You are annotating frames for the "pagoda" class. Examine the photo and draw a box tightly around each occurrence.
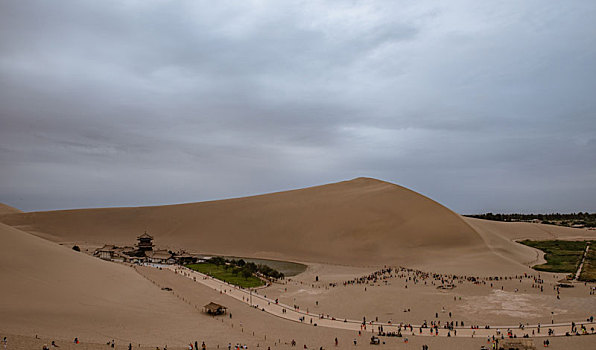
[136,231,154,253]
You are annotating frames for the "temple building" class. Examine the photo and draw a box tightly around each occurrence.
[149,249,175,264]
[136,232,154,253]
[92,231,199,265]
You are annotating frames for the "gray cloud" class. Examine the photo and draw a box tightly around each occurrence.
[1,0,595,213]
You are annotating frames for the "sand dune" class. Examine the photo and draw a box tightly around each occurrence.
[0,202,22,215]
[0,222,214,345]
[2,179,595,349]
[2,178,591,273]
[1,178,490,268]
[0,222,351,348]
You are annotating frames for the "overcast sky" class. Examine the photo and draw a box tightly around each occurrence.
[1,0,595,214]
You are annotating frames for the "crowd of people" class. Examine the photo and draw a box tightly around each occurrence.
[336,266,550,292]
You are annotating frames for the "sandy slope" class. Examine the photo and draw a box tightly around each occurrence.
[0,178,502,271]
[0,222,236,345]
[0,202,22,215]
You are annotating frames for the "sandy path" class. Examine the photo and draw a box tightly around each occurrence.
[161,265,596,339]
[575,242,591,281]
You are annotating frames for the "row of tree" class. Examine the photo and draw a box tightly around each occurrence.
[210,256,285,280]
[465,212,596,227]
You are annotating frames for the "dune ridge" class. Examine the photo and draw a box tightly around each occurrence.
[0,178,488,267]
[0,202,22,215]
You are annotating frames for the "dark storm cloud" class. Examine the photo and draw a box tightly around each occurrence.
[1,0,595,213]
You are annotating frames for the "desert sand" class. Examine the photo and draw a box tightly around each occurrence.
[0,203,22,215]
[1,178,595,349]
[4,177,586,274]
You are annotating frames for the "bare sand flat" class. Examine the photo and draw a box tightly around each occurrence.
[5,331,595,350]
[264,262,596,327]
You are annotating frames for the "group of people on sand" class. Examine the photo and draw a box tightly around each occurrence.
[40,340,61,349]
[188,340,206,349]
[337,266,558,295]
[340,267,395,286]
[36,338,142,350]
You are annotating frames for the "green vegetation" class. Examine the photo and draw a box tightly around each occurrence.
[579,246,596,282]
[186,263,264,288]
[466,212,596,227]
[227,258,286,280]
[227,257,307,277]
[186,255,288,288]
[519,240,593,279]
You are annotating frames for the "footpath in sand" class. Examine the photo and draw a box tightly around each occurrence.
[152,265,596,339]
[575,242,591,281]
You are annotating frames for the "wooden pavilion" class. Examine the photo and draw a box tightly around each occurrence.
[203,302,227,315]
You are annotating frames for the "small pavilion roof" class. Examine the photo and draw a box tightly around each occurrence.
[203,302,227,313]
[137,231,153,239]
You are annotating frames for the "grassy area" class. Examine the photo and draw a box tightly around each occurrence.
[579,245,596,282]
[519,240,589,274]
[186,263,265,288]
[226,257,307,277]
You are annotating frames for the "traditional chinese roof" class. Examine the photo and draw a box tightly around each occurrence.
[149,249,172,260]
[97,244,117,252]
[137,231,153,239]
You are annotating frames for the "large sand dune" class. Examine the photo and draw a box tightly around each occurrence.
[0,178,487,267]
[2,178,592,273]
[2,179,595,349]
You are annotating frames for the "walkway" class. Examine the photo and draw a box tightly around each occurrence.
[574,242,591,281]
[162,265,596,339]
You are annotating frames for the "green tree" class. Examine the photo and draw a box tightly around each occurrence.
[241,269,252,280]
